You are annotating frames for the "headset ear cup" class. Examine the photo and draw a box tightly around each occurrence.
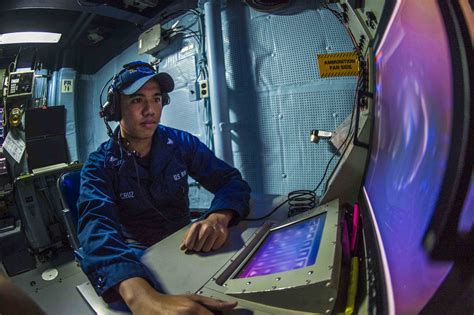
[101,87,121,122]
[102,88,114,121]
[162,93,170,106]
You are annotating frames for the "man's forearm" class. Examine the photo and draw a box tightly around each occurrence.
[116,277,157,307]
[207,209,235,226]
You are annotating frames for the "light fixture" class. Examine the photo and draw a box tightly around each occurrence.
[0,32,62,44]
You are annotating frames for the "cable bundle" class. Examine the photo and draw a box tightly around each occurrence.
[287,190,318,217]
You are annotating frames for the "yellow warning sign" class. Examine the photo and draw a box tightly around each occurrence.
[317,52,360,77]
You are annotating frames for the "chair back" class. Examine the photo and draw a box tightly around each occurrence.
[57,169,82,227]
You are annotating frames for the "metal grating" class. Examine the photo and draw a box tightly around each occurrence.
[279,90,355,195]
[160,89,201,136]
[157,38,204,140]
[256,94,286,193]
[222,2,358,195]
[76,2,359,201]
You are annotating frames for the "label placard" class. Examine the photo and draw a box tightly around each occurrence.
[61,79,74,93]
[317,52,360,77]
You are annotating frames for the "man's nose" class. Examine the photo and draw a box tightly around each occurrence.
[142,100,154,115]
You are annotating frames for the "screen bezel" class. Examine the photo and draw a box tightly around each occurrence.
[235,212,327,279]
[223,199,341,294]
[422,0,474,261]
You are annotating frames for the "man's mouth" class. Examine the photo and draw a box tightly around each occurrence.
[141,120,156,128]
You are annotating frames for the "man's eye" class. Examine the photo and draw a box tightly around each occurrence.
[131,98,141,104]
[155,96,162,102]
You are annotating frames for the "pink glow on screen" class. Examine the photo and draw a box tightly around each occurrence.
[365,1,454,313]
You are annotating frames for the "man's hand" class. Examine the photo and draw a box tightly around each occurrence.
[119,277,237,315]
[180,210,235,252]
[133,292,237,315]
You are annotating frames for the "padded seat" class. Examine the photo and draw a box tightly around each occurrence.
[57,169,82,255]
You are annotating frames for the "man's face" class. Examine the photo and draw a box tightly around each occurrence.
[119,79,163,141]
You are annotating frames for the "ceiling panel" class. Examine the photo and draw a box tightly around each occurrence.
[0,0,191,73]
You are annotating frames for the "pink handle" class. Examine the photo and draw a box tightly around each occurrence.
[351,203,359,253]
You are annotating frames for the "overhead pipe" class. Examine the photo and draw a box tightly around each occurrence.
[70,13,96,46]
[61,12,90,47]
[48,70,58,106]
[0,0,148,25]
[203,0,233,165]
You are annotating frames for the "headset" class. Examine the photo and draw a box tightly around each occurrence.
[100,61,171,122]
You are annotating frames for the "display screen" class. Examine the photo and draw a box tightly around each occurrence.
[364,1,454,313]
[237,213,326,278]
[26,106,66,139]
[26,135,69,170]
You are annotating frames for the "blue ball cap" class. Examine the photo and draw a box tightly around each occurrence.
[114,61,174,95]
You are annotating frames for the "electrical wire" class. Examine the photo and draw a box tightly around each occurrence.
[243,77,360,221]
[158,9,201,25]
[161,10,203,47]
[177,10,212,148]
[320,1,368,188]
[287,190,318,217]
[322,89,364,193]
[322,2,345,24]
[167,9,209,150]
[96,64,184,224]
[171,12,201,33]
[322,1,363,59]
[160,9,212,149]
[244,88,359,221]
[165,30,201,45]
[130,151,174,223]
[243,3,366,221]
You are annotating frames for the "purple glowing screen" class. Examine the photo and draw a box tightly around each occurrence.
[237,213,326,279]
[364,1,454,313]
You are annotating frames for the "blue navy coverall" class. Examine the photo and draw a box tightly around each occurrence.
[77,125,251,302]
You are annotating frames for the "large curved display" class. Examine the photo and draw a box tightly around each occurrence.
[363,1,454,313]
